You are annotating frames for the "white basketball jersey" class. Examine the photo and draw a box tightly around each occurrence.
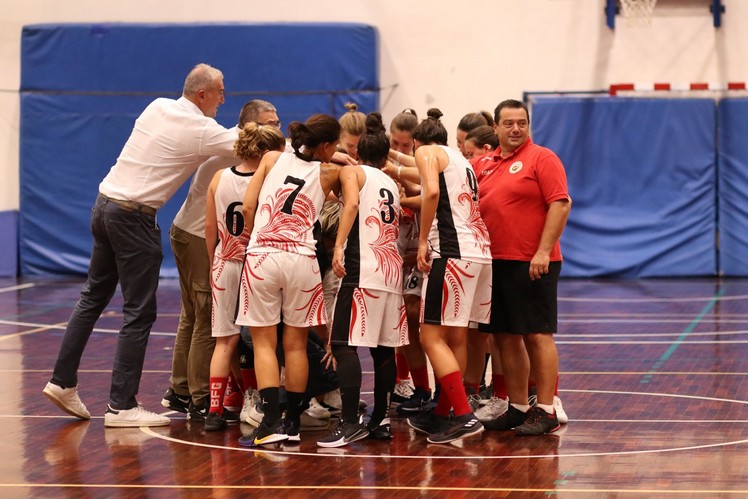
[247,153,326,256]
[341,166,403,292]
[426,146,491,263]
[214,167,254,262]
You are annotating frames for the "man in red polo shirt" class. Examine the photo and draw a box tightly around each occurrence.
[473,99,571,435]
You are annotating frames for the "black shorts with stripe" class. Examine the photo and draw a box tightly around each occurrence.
[478,259,561,335]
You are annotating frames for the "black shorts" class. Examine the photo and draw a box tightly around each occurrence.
[478,259,561,335]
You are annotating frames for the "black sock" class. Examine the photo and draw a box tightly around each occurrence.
[285,391,305,424]
[369,346,395,427]
[332,344,362,424]
[259,387,280,425]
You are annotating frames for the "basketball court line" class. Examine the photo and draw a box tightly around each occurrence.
[559,293,748,303]
[126,388,748,461]
[140,426,748,461]
[2,484,746,495]
[0,322,68,341]
[641,289,724,382]
[6,318,748,344]
[561,331,748,338]
[0,283,35,293]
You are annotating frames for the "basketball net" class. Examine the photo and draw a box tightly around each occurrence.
[619,0,657,27]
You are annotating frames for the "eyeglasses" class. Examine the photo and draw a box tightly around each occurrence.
[259,120,282,129]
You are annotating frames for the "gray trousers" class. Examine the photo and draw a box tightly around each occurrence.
[51,194,162,410]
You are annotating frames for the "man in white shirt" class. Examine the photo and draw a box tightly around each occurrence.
[162,100,281,421]
[42,63,238,428]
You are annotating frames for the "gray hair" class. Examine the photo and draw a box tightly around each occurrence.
[239,100,277,127]
[182,63,223,97]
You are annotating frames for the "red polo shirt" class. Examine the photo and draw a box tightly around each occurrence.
[472,138,569,261]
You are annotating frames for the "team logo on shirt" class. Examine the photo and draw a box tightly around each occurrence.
[509,161,523,174]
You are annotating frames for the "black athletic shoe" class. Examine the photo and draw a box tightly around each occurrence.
[237,427,260,448]
[396,387,433,415]
[283,419,301,443]
[187,399,208,421]
[161,388,190,413]
[427,413,484,444]
[367,418,392,440]
[253,420,288,446]
[407,409,449,435]
[483,404,529,431]
[223,409,240,424]
[514,406,560,436]
[205,412,228,432]
[317,420,370,448]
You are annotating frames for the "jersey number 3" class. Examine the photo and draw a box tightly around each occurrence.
[379,188,396,224]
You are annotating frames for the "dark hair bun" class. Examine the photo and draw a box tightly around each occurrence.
[426,108,443,121]
[364,112,385,135]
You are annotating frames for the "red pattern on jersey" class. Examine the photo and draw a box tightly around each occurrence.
[254,186,317,252]
[217,218,249,261]
[349,288,378,343]
[395,302,409,345]
[240,253,267,315]
[296,261,327,326]
[442,260,475,321]
[458,190,491,256]
[210,257,228,328]
[365,205,402,289]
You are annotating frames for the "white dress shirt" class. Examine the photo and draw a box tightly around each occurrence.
[99,97,238,209]
[172,147,238,237]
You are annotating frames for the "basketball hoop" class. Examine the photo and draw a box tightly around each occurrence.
[619,0,657,27]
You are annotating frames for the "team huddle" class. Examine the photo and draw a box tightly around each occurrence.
[41,63,571,450]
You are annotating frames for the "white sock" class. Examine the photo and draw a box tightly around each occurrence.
[537,403,555,415]
[510,403,531,412]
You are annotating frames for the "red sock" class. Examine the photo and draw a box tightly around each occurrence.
[434,388,452,417]
[227,374,242,395]
[492,374,507,399]
[411,366,431,391]
[439,371,471,417]
[555,375,559,396]
[242,369,257,391]
[209,377,228,415]
[395,352,410,382]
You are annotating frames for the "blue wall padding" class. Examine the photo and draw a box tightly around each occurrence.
[20,23,379,276]
[718,99,748,276]
[0,211,18,277]
[531,97,717,277]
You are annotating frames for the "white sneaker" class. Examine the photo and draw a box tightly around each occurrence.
[244,390,264,428]
[554,395,568,424]
[475,396,509,422]
[392,379,415,403]
[240,389,264,427]
[43,382,90,420]
[321,389,342,412]
[104,405,171,427]
[306,398,331,419]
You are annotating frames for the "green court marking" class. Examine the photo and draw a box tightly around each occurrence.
[640,287,725,383]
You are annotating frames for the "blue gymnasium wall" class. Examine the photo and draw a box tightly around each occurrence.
[19,23,379,276]
[0,211,18,277]
[531,97,718,277]
[718,99,748,276]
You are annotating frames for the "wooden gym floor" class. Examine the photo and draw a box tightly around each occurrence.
[1,276,748,497]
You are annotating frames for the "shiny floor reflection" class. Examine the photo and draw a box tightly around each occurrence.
[2,277,748,496]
